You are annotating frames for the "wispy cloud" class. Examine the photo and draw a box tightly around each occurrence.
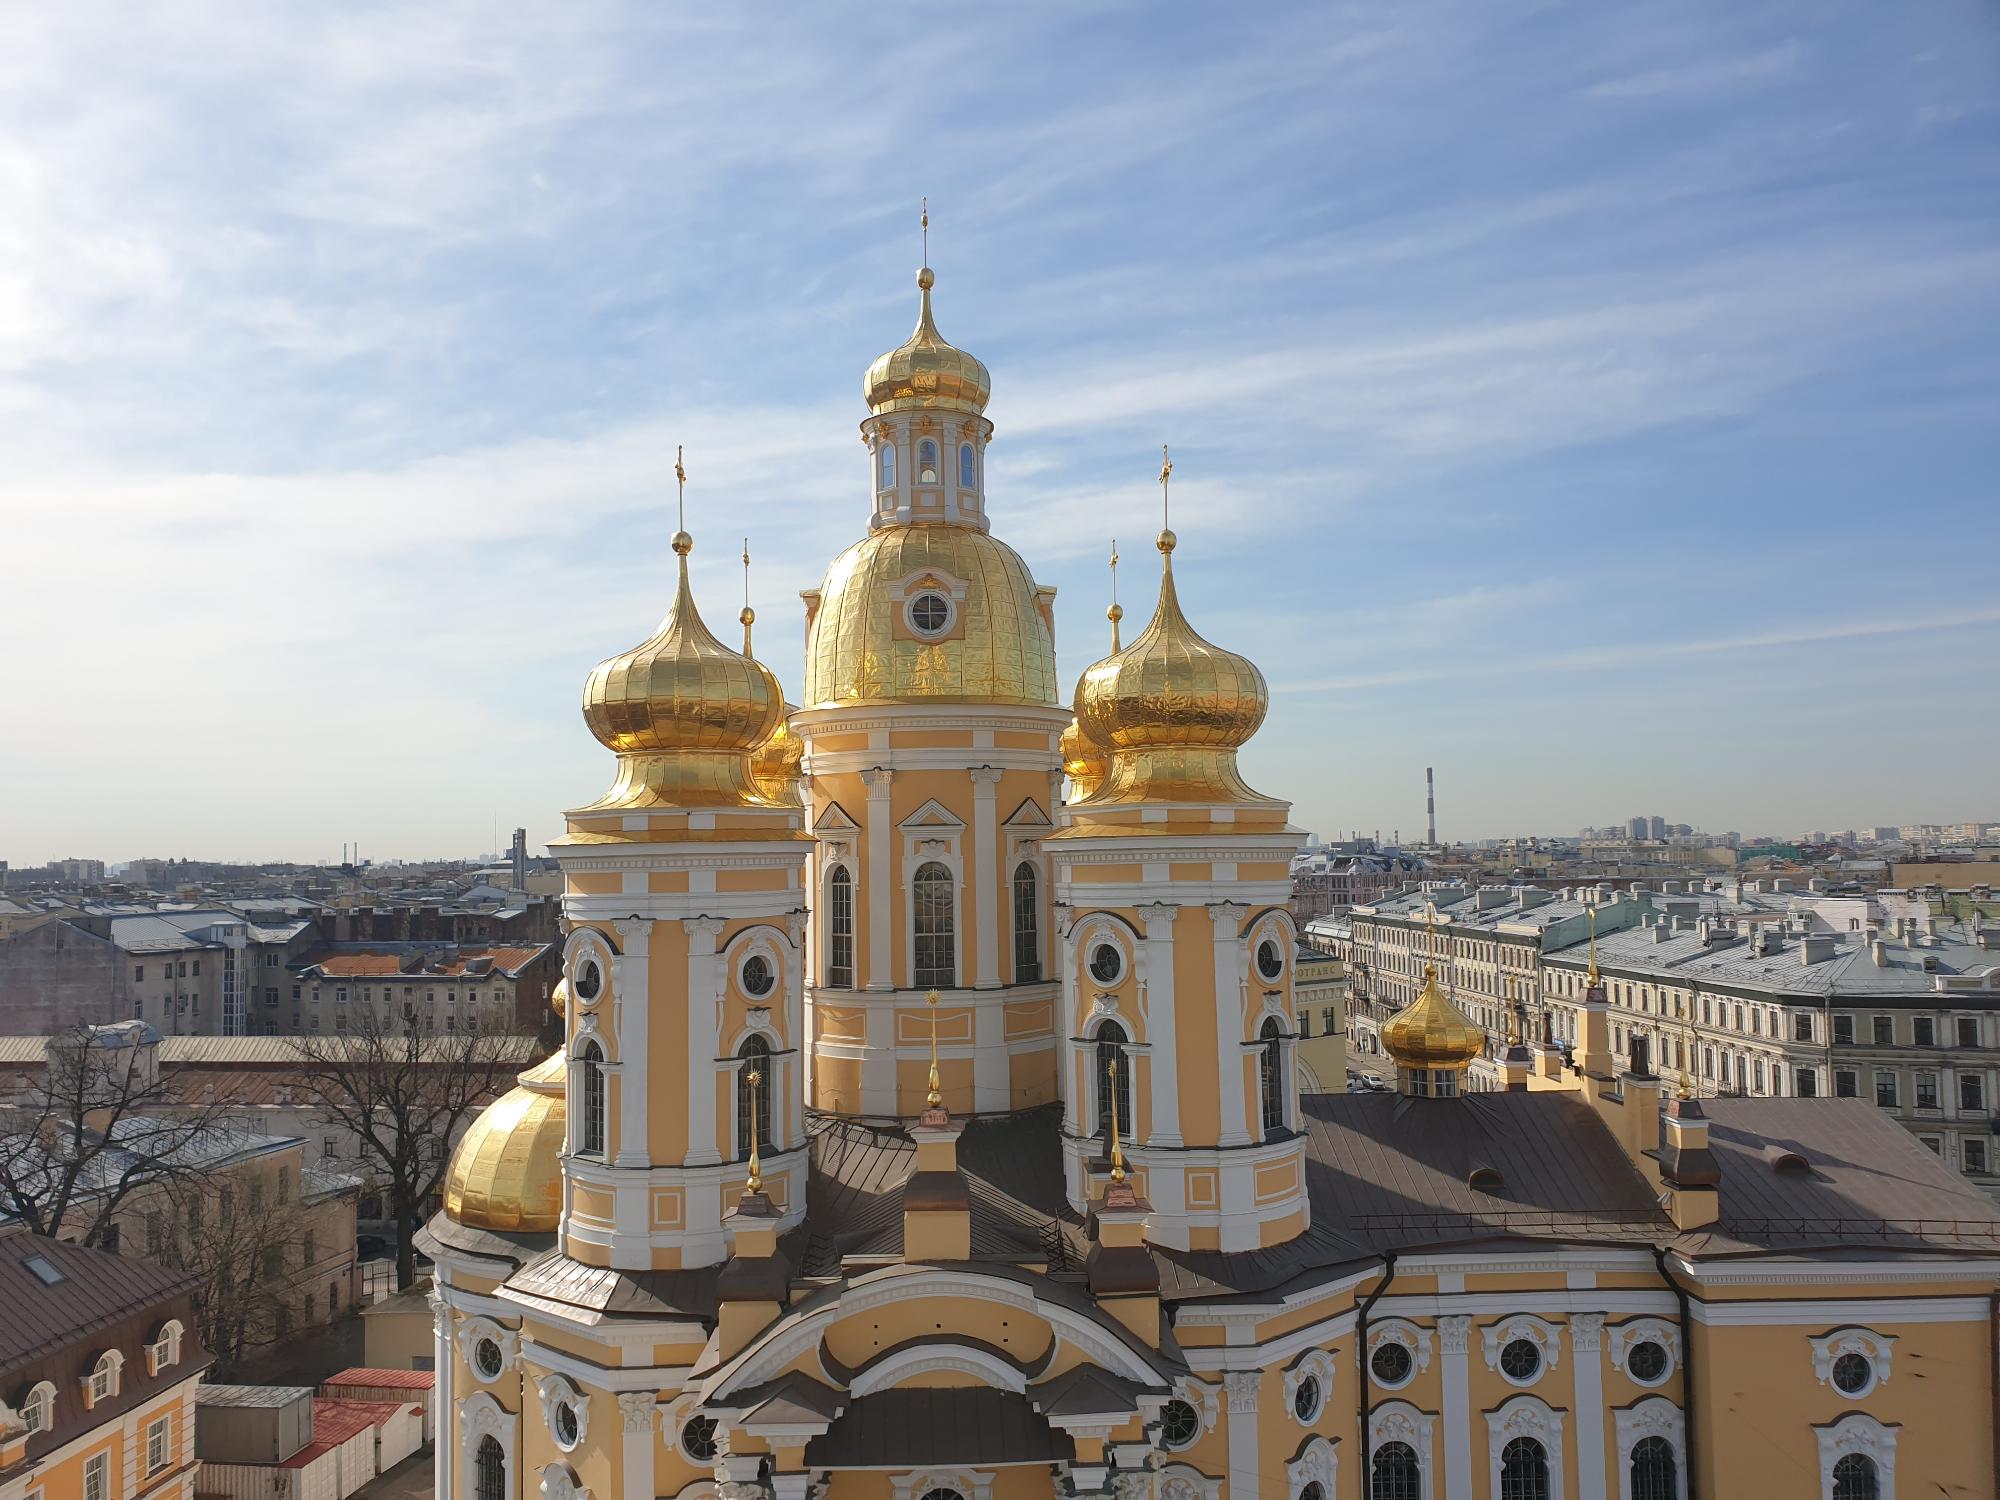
[1583,42,1804,100]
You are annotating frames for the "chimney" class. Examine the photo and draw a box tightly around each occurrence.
[1657,1097,1721,1230]
[1872,939,1889,967]
[902,1099,971,1262]
[1800,935,1838,965]
[716,1190,790,1362]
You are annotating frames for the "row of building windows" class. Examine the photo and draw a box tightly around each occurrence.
[877,440,978,490]
[817,860,1044,990]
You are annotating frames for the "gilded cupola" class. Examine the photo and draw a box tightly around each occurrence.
[580,529,786,809]
[444,978,570,1233]
[1061,718,1106,801]
[1071,528,1275,805]
[863,267,991,418]
[1380,963,1487,1097]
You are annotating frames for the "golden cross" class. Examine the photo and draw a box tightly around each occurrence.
[1158,444,1173,530]
[674,444,688,534]
[925,989,942,1109]
[1108,539,1122,651]
[745,1068,763,1194]
[1107,1056,1126,1185]
[921,197,929,264]
[740,538,755,655]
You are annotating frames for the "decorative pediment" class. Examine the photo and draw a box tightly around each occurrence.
[899,800,966,831]
[815,801,861,832]
[1004,797,1052,829]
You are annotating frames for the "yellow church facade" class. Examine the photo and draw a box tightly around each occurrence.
[422,263,2000,1500]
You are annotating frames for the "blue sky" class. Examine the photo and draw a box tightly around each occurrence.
[1,1,1996,864]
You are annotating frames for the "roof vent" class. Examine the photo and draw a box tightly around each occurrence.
[1766,1148,1812,1175]
[1467,1164,1506,1192]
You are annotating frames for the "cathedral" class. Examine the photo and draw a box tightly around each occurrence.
[423,263,2000,1500]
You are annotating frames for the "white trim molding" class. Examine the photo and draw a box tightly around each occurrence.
[1367,1319,1433,1388]
[537,1373,590,1453]
[1283,1434,1338,1498]
[1486,1395,1566,1500]
[1606,1318,1680,1388]
[539,1463,591,1500]
[1808,1327,1896,1399]
[1481,1313,1563,1386]
[1613,1397,1687,1500]
[1814,1413,1898,1499]
[1367,1402,1436,1496]
[890,1468,991,1500]
[460,1392,519,1500]
[456,1316,521,1385]
[1282,1350,1336,1426]
[852,1343,1026,1398]
[1154,1463,1224,1500]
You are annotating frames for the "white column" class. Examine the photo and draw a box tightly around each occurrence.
[429,1292,454,1500]
[618,1394,655,1500]
[862,768,894,991]
[1210,903,1251,1146]
[1138,903,1182,1147]
[612,918,652,1168]
[1440,1315,1473,1500]
[685,917,726,1167]
[1054,903,1078,1130]
[1572,1313,1606,1499]
[970,767,1003,990]
[1223,1372,1261,1500]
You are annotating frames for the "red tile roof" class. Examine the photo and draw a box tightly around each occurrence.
[322,1368,434,1390]
[279,1400,403,1467]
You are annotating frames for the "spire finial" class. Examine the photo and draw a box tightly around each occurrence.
[925,988,943,1110]
[1107,539,1123,651]
[745,1068,764,1194]
[740,537,755,654]
[1422,898,1440,984]
[672,444,691,554]
[1586,904,1601,985]
[1679,986,1696,1100]
[1158,444,1173,541]
[1107,1056,1127,1184]
[921,197,929,265]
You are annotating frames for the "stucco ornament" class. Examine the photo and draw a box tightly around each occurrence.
[1485,1396,1566,1500]
[537,1373,590,1452]
[1814,1413,1899,1496]
[1437,1315,1472,1355]
[1612,1398,1687,1500]
[1480,1313,1564,1381]
[1222,1371,1262,1414]
[1154,1464,1223,1500]
[1367,1403,1436,1496]
[1282,1349,1336,1425]
[1367,1319,1434,1380]
[1283,1435,1338,1496]
[454,1315,520,1383]
[540,1463,592,1500]
[1606,1318,1680,1384]
[890,1469,992,1500]
[1809,1327,1896,1396]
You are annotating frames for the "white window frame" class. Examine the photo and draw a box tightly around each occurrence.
[84,1453,108,1500]
[147,1414,171,1475]
[21,1380,56,1434]
[1613,1396,1687,1500]
[1366,1319,1434,1391]
[1486,1395,1566,1500]
[1283,1434,1338,1498]
[537,1373,589,1453]
[1606,1317,1680,1388]
[1282,1349,1336,1426]
[1367,1401,1436,1497]
[455,1316,521,1385]
[1809,1327,1895,1399]
[1481,1313,1563,1388]
[1814,1412,1898,1500]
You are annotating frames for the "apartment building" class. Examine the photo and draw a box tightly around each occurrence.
[0,1226,209,1500]
[1292,942,1347,1093]
[283,943,554,1037]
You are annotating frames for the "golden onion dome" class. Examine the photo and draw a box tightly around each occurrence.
[864,268,991,418]
[1071,529,1273,804]
[1379,964,1487,1077]
[443,1050,566,1232]
[549,975,569,1023]
[1061,717,1106,800]
[580,531,785,809]
[751,708,805,805]
[804,524,1057,708]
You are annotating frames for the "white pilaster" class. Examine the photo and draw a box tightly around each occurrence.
[1138,902,1182,1146]
[612,918,652,1169]
[429,1291,454,1500]
[618,1394,655,1500]
[970,767,1002,990]
[1572,1313,1606,1500]
[1223,1372,1261,1500]
[862,768,894,990]
[1440,1315,1473,1500]
[1209,902,1251,1146]
[685,917,726,1167]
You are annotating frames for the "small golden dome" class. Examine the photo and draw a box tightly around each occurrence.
[580,532,785,809]
[863,268,991,418]
[751,708,805,805]
[1380,965,1487,1075]
[804,524,1057,708]
[443,1051,565,1232]
[1061,717,1106,800]
[1071,530,1273,804]
[550,976,569,1023]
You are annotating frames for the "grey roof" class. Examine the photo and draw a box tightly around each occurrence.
[804,1389,1074,1469]
[1543,924,2000,1000]
[197,1384,315,1408]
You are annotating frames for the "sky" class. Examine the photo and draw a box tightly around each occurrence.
[1,1,1996,866]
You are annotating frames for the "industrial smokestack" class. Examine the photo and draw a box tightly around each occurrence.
[1426,766,1436,845]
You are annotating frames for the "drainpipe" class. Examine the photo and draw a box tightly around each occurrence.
[1356,1252,1398,1487]
[1654,1246,1700,1500]
[1990,1291,2000,1500]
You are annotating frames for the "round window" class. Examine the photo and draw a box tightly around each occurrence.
[1499,1338,1543,1383]
[1089,943,1124,985]
[1292,1374,1319,1423]
[682,1415,719,1461]
[908,591,952,637]
[741,953,775,998]
[1625,1339,1669,1384]
[553,1400,580,1449]
[1257,939,1284,981]
[1370,1341,1414,1387]
[1831,1351,1873,1396]
[573,958,602,1003]
[472,1337,503,1380]
[1158,1398,1200,1450]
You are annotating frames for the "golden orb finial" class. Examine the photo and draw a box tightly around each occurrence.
[740,537,756,654]
[1107,540,1123,651]
[745,1068,764,1194]
[925,989,943,1110]
[1107,1056,1127,1185]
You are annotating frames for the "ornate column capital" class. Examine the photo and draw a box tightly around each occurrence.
[785,908,809,945]
[612,917,653,953]
[1207,901,1248,935]
[618,1392,657,1433]
[1137,902,1181,936]
[968,765,1005,786]
[1438,1314,1473,1355]
[684,915,727,948]
[1570,1312,1605,1353]
[1221,1370,1261,1412]
[860,767,895,789]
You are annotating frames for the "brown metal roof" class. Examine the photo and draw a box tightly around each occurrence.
[0,1224,202,1368]
[804,1389,1075,1468]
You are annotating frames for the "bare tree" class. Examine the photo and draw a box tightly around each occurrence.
[0,1023,236,1249]
[288,1008,523,1288]
[142,1172,318,1374]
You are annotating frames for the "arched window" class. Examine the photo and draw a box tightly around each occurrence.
[912,862,956,988]
[578,1040,606,1156]
[878,443,896,489]
[1012,862,1041,982]
[737,1034,772,1157]
[918,439,939,483]
[1370,1442,1421,1500]
[825,866,854,988]
[959,443,975,488]
[1095,1022,1130,1143]
[474,1436,505,1500]
[1629,1436,1676,1500]
[1298,1485,1323,1500]
[1260,1016,1286,1135]
[1498,1437,1549,1500]
[1832,1454,1878,1500]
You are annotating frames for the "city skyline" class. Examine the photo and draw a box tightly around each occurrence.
[3,2,1997,862]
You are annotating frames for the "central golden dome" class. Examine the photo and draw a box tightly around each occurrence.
[580,531,786,808]
[1071,530,1273,804]
[863,268,991,418]
[804,525,1057,708]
